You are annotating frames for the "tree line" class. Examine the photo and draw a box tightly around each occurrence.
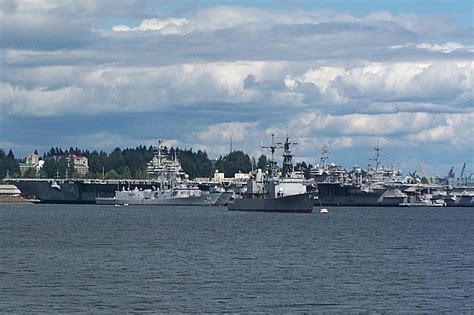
[0,146,277,180]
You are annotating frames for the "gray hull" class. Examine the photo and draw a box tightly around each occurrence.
[96,192,222,206]
[8,179,160,204]
[445,195,474,207]
[214,191,235,206]
[317,183,405,206]
[228,193,314,213]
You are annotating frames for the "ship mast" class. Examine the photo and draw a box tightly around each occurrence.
[156,139,164,167]
[278,134,297,178]
[373,141,381,172]
[262,133,278,179]
[368,141,381,176]
[320,144,329,168]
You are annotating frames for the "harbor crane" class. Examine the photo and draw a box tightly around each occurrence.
[417,162,432,185]
[447,166,455,178]
[460,163,466,178]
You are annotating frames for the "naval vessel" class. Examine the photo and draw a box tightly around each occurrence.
[312,144,408,207]
[228,134,315,213]
[95,140,232,206]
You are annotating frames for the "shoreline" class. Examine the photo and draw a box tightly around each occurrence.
[0,196,30,203]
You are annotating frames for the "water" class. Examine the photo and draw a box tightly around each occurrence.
[1,204,473,312]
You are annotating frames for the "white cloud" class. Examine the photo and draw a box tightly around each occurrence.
[407,112,474,145]
[1,82,87,116]
[2,61,295,116]
[416,42,474,53]
[2,60,472,120]
[288,61,473,106]
[391,41,474,54]
[111,24,131,32]
[112,18,188,34]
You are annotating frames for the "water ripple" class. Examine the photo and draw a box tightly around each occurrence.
[0,204,473,312]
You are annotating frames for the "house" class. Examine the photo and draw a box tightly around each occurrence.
[67,154,89,175]
[19,153,42,176]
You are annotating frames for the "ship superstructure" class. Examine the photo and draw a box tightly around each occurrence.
[146,140,187,183]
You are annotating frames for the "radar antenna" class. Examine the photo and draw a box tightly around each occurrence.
[277,133,298,178]
[320,144,329,168]
[261,133,279,178]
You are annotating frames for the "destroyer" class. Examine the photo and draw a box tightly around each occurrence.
[228,134,314,213]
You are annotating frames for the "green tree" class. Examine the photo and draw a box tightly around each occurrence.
[42,159,60,178]
[7,150,15,159]
[120,166,132,179]
[0,149,20,178]
[105,169,120,179]
[214,151,252,178]
[257,154,267,171]
[67,160,75,178]
[23,167,37,178]
[72,172,85,179]
[37,169,48,178]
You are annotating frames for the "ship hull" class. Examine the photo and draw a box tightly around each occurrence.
[228,193,314,213]
[317,183,406,207]
[96,192,223,206]
[445,195,474,207]
[8,179,161,204]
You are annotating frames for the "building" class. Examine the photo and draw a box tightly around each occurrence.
[213,170,225,181]
[0,184,25,202]
[19,153,42,176]
[234,171,251,181]
[0,184,21,197]
[67,154,89,175]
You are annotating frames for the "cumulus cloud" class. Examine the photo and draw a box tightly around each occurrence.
[407,113,474,145]
[3,60,471,118]
[2,61,297,116]
[287,62,473,107]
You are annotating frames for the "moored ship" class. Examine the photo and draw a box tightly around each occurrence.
[228,134,315,213]
[95,140,232,206]
[312,144,408,207]
[95,186,226,206]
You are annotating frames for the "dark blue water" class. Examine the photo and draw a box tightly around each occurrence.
[0,204,473,312]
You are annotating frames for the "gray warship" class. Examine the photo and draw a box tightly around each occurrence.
[312,144,408,206]
[96,140,232,206]
[228,134,315,213]
[95,185,225,206]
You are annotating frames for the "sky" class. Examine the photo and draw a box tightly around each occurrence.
[1,0,473,176]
